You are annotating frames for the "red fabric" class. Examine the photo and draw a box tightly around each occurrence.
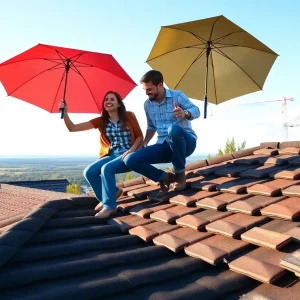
[0,44,136,113]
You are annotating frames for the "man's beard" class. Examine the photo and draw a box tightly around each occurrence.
[148,92,159,101]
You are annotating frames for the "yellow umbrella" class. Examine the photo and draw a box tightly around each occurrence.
[146,15,278,118]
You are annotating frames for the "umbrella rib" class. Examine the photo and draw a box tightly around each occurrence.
[208,16,222,41]
[213,47,263,90]
[210,52,218,105]
[6,62,63,97]
[146,44,205,62]
[212,31,244,43]
[163,26,208,44]
[214,43,277,55]
[49,70,66,113]
[70,65,101,112]
[174,48,206,89]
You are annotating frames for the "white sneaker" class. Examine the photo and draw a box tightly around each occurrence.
[95,207,117,218]
[94,188,123,212]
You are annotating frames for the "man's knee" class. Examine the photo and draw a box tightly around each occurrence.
[168,124,182,138]
[123,152,137,168]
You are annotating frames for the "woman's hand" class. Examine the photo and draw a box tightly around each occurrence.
[122,149,133,161]
[58,99,68,112]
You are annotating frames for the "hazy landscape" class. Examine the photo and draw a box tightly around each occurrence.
[0,153,208,185]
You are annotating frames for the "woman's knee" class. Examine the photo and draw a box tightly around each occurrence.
[83,165,92,179]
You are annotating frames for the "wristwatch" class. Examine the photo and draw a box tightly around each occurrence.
[184,110,191,119]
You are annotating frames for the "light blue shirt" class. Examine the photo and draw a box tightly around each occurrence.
[144,89,200,143]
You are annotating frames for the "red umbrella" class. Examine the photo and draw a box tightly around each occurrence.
[0,44,136,118]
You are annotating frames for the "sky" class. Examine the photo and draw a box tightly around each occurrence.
[0,0,299,157]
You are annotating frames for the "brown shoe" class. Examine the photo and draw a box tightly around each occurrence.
[157,172,176,197]
[172,172,186,191]
[95,187,123,211]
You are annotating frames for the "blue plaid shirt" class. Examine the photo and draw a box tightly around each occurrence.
[144,89,200,143]
[106,120,131,153]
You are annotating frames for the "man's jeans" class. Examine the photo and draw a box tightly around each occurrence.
[124,124,196,182]
[83,149,129,209]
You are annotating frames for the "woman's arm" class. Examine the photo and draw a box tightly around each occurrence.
[59,100,95,132]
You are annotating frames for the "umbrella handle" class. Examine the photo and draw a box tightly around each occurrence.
[60,107,65,119]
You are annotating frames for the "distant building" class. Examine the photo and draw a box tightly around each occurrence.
[1,179,70,193]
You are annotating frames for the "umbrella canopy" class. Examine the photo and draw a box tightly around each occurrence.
[0,44,136,117]
[146,15,278,118]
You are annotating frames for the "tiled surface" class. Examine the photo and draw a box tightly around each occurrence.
[1,143,300,299]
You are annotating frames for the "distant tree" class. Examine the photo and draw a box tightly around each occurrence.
[67,183,81,195]
[207,137,246,158]
[124,172,134,181]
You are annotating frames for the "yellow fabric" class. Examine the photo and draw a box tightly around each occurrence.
[146,15,278,105]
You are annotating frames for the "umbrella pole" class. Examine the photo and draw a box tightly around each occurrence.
[204,42,211,119]
[60,59,71,119]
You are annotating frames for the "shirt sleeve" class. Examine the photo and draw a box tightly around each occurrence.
[89,117,101,129]
[177,92,200,120]
[144,101,157,131]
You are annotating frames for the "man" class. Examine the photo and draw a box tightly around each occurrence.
[124,70,200,196]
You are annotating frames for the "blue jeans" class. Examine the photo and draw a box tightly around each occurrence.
[124,124,196,182]
[83,149,129,209]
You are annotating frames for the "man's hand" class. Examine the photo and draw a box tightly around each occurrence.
[173,101,185,118]
[139,141,148,149]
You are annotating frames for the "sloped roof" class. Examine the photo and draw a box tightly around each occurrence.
[2,179,70,193]
[0,184,76,233]
[1,141,300,299]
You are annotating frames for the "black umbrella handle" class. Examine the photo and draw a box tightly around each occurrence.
[60,107,65,119]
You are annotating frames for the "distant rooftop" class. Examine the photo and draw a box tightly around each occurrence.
[1,179,70,193]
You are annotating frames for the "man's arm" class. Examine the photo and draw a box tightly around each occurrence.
[142,129,156,147]
[141,101,156,147]
[177,92,200,120]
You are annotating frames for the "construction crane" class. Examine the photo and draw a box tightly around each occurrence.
[244,96,294,141]
[284,114,300,141]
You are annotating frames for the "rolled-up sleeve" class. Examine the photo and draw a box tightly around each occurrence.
[144,101,157,131]
[177,92,200,120]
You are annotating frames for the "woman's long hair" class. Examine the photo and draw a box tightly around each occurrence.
[99,91,128,133]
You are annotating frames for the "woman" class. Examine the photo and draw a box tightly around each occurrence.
[59,91,143,218]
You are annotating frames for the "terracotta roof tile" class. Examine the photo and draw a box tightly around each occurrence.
[282,185,300,197]
[176,210,233,231]
[241,227,292,250]
[261,197,300,220]
[196,193,251,210]
[253,149,279,156]
[129,202,175,218]
[170,190,220,206]
[153,227,212,252]
[150,206,201,224]
[280,250,300,277]
[206,214,269,238]
[129,222,179,242]
[227,195,286,215]
[247,179,299,197]
[219,178,268,194]
[185,235,250,265]
[270,166,300,180]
